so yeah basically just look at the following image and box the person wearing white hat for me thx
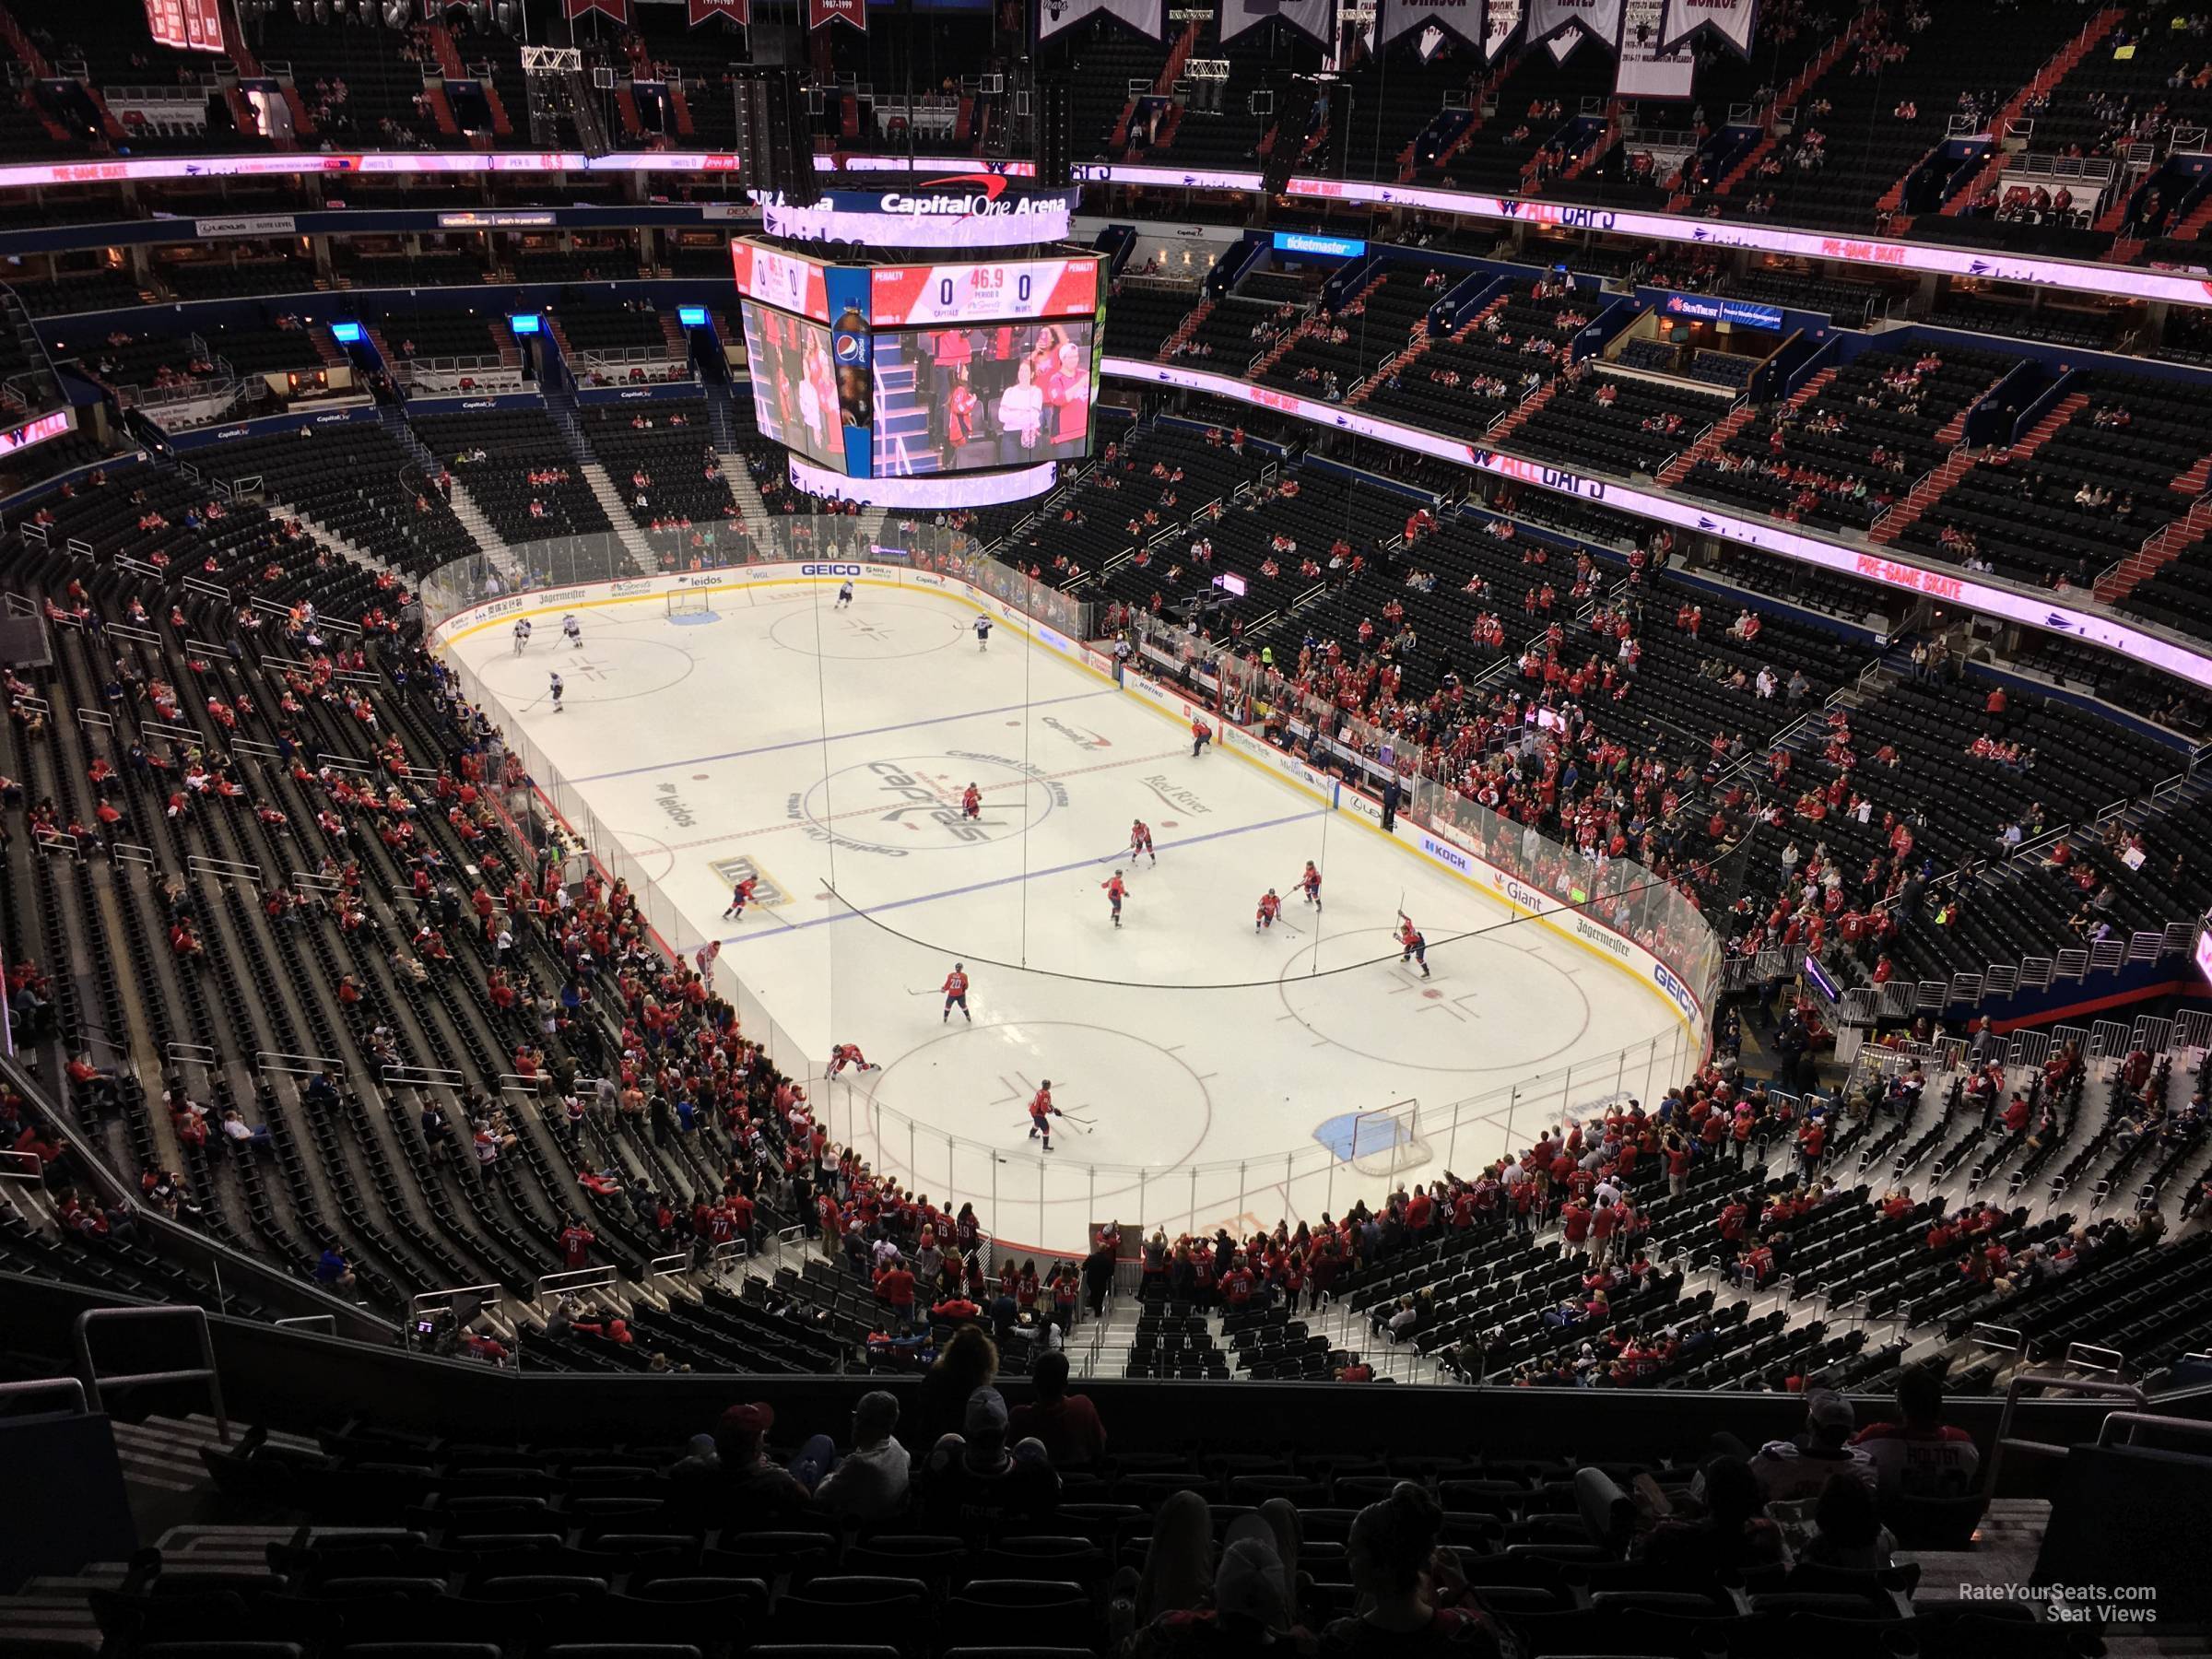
[1753,1387,1878,1507]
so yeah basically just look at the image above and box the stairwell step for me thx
[109,1436,209,1473]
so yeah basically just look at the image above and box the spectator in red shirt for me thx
[1561,1199,1593,1257]
[559,1215,595,1270]
[1735,1238,1777,1289]
[1219,1254,1256,1310]
[1797,1116,1826,1176]
[1719,1196,1750,1244]
[1590,1198,1621,1270]
[1849,1367,1982,1497]
[1404,1185,1435,1235]
[1008,1350,1107,1469]
[875,1253,920,1331]
[932,1291,982,1324]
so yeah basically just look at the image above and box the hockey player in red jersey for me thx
[961,782,982,819]
[827,1042,879,1077]
[1255,888,1282,931]
[1397,912,1430,978]
[1028,1079,1063,1150]
[1190,716,1212,758]
[1101,871,1128,928]
[1130,818,1156,865]
[722,876,758,920]
[941,962,971,1025]
[1298,861,1323,909]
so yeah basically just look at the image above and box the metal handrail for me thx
[535,1264,619,1303]
[2100,1410,2212,1449]
[73,1305,228,1441]
[1985,1369,2144,1496]
[0,1376,89,1414]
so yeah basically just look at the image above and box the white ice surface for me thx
[450,582,1688,1252]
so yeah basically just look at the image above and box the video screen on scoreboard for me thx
[738,300,870,476]
[870,320,1100,477]
[868,258,1102,327]
[731,241,831,323]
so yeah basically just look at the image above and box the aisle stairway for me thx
[1870,390,2087,546]
[2096,499,2212,603]
[546,387,659,574]
[1485,380,1559,444]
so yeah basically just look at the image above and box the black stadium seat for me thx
[3,18,2212,1650]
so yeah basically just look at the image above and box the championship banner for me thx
[146,0,224,53]
[1525,0,1621,53]
[1376,0,1483,52]
[563,0,629,20]
[1038,0,1166,41]
[1618,0,1695,92]
[809,0,865,31]
[1218,0,1334,47]
[1483,0,1524,59]
[688,0,749,22]
[1659,0,1757,55]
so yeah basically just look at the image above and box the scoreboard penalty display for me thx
[731,176,1106,503]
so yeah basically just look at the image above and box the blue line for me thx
[571,687,1116,782]
[719,807,1328,947]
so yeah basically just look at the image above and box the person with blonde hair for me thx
[913,1322,997,1447]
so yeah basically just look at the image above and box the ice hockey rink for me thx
[442,574,1693,1254]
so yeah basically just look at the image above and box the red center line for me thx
[653,747,1191,853]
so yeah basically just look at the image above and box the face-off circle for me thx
[862,1019,1215,1205]
[795,752,1062,852]
[476,632,695,703]
[1274,928,1594,1075]
[769,597,965,661]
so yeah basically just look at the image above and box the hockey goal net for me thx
[666,588,712,618]
[1346,1100,1433,1180]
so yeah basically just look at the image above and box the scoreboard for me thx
[735,236,1108,491]
[868,259,1100,327]
[730,242,830,323]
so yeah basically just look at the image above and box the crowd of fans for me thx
[623,1335,1986,1659]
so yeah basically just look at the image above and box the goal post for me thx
[1346,1100,1432,1181]
[666,588,712,619]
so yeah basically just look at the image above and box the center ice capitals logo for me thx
[789,753,1068,856]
